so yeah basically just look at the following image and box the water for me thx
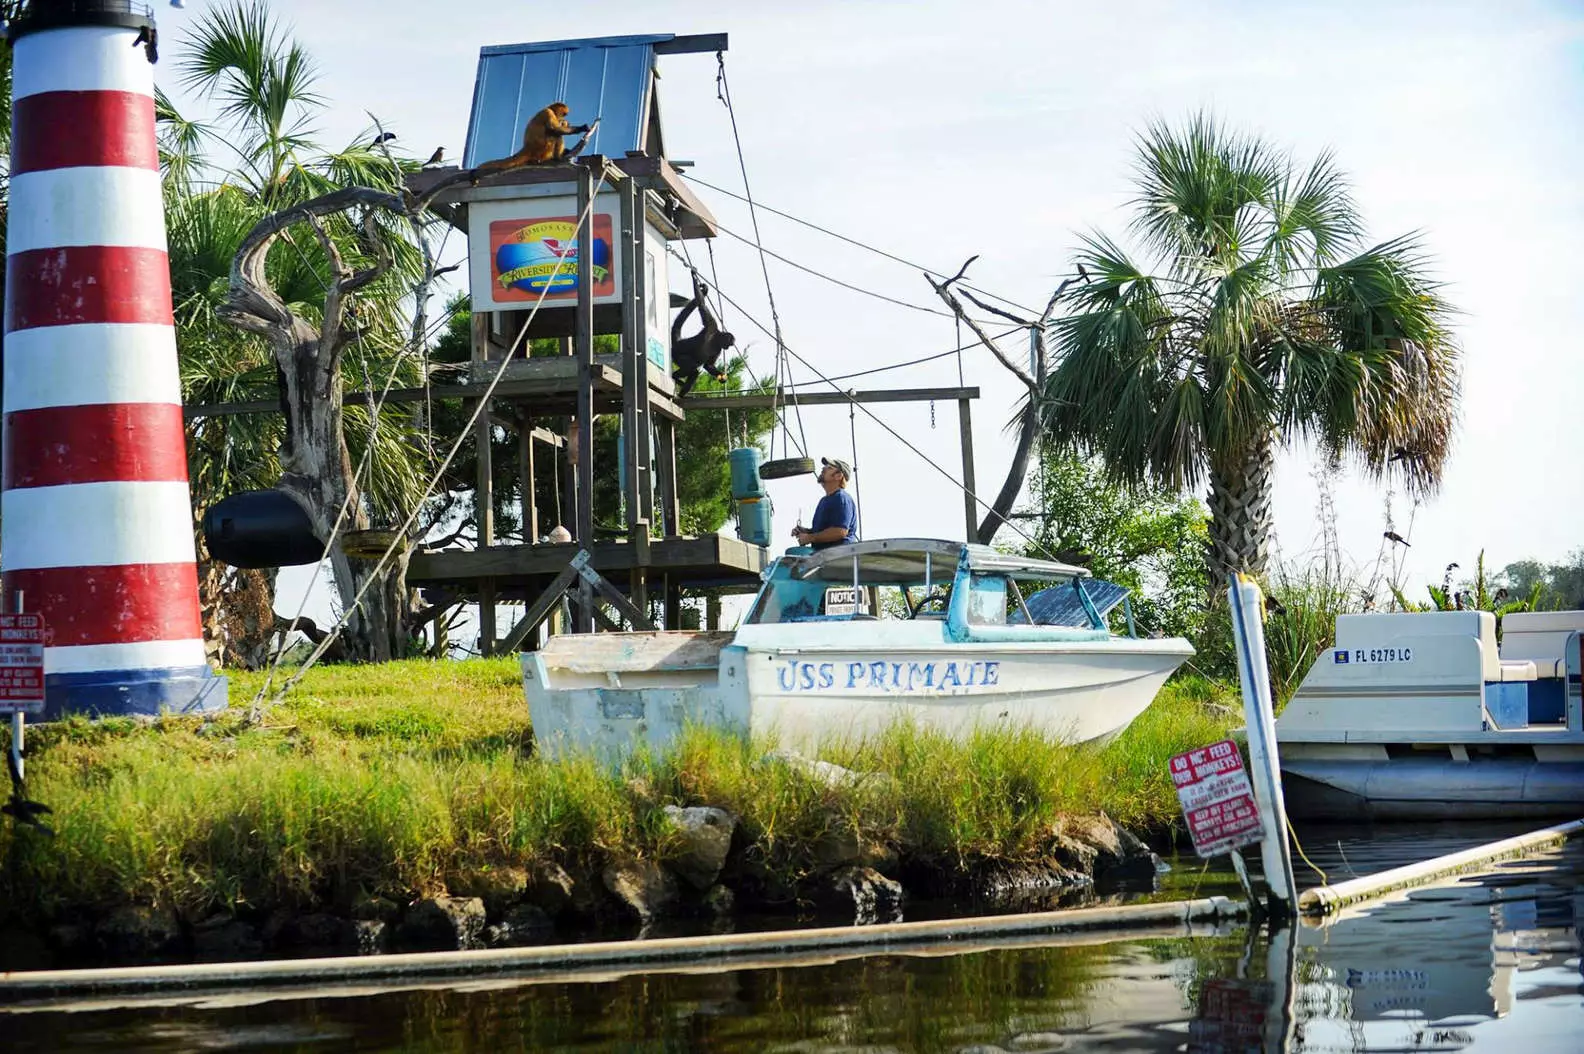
[4,825,1581,1052]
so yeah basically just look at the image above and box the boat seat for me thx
[1335,610,1502,682]
[1499,610,1583,679]
[1497,659,1537,682]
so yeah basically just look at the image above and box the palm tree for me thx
[1039,115,1459,589]
[161,1,433,662]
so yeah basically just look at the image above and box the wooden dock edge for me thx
[0,896,1244,1005]
[1298,817,1584,918]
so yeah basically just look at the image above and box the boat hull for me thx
[728,640,1192,750]
[1281,756,1584,821]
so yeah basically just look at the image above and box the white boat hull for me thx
[727,639,1190,750]
[524,624,1193,760]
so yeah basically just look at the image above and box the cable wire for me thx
[673,246,1064,563]
[683,171,1040,316]
[715,51,805,459]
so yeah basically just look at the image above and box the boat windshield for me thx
[742,538,1115,628]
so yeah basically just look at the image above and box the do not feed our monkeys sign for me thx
[0,614,46,715]
[1169,739,1263,858]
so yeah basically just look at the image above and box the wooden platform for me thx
[406,535,771,596]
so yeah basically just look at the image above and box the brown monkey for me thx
[473,102,590,179]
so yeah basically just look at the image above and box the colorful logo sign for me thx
[489,215,614,301]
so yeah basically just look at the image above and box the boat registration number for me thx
[1335,647,1413,664]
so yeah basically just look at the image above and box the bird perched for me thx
[1264,594,1287,618]
[424,147,445,167]
[371,131,397,145]
[1383,530,1410,547]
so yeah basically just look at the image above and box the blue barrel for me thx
[728,447,766,500]
[736,495,773,547]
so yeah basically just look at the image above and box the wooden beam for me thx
[496,556,585,653]
[182,366,635,421]
[577,562,655,631]
[407,535,767,583]
[652,33,728,54]
[958,398,977,543]
[680,386,980,411]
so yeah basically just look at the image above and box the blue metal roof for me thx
[464,34,671,168]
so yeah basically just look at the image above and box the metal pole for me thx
[1228,574,1297,918]
[10,591,24,785]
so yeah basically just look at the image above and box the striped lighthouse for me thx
[3,3,226,718]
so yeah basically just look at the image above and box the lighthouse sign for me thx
[0,614,46,715]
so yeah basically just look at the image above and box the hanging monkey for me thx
[472,102,590,181]
[670,273,736,396]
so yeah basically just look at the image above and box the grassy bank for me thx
[0,659,1238,923]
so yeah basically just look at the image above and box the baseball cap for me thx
[821,457,854,478]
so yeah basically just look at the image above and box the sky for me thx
[149,0,1584,629]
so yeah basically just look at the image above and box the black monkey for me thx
[670,273,735,395]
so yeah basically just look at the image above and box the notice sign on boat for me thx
[0,613,45,715]
[1170,739,1262,858]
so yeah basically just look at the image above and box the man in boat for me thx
[791,458,859,550]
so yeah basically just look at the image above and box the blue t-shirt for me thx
[810,488,858,549]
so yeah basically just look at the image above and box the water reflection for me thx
[4,836,1580,1052]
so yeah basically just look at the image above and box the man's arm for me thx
[796,525,850,545]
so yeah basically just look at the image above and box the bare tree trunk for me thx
[925,260,1069,548]
[219,185,450,662]
[1206,435,1276,592]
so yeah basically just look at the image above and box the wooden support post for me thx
[663,573,681,630]
[656,420,680,538]
[472,301,499,652]
[574,164,597,632]
[520,419,537,543]
[957,397,977,543]
[478,579,497,656]
[475,407,495,548]
[618,174,651,616]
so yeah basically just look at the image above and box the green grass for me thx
[0,659,1240,922]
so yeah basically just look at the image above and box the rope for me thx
[715,50,805,460]
[710,219,954,318]
[682,172,1040,316]
[264,169,611,704]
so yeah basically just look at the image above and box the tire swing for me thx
[759,456,814,480]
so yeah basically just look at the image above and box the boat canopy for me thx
[788,538,1091,586]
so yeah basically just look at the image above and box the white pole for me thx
[1228,574,1297,917]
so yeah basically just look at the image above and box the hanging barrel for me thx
[202,489,324,569]
[729,446,766,500]
[736,495,773,547]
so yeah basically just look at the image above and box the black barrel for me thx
[202,489,324,569]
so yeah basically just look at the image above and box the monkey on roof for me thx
[473,102,590,178]
[671,272,736,396]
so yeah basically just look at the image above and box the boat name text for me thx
[775,658,1001,693]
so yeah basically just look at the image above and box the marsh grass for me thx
[0,658,1239,922]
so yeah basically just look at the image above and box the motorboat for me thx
[1275,609,1584,820]
[523,538,1195,759]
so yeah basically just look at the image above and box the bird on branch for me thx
[1383,530,1410,547]
[424,147,446,167]
[371,131,397,146]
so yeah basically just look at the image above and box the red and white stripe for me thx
[2,25,206,676]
